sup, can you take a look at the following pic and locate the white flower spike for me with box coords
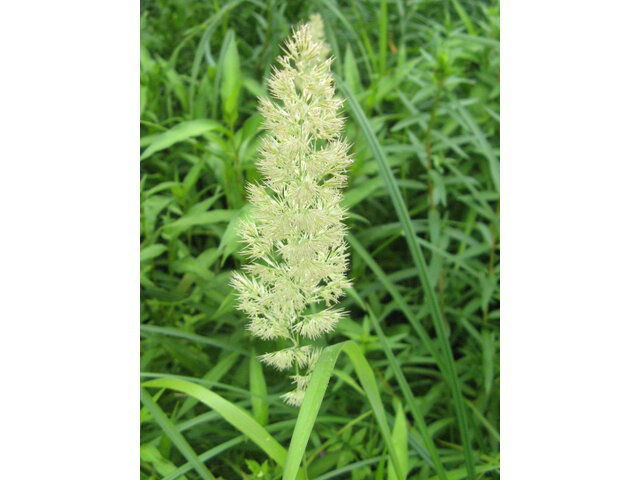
[231,18,352,407]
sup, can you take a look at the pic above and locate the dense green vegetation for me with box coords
[140,0,499,478]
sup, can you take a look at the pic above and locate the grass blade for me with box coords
[347,235,445,370]
[188,0,246,113]
[140,388,216,480]
[388,399,407,480]
[140,443,188,480]
[142,378,288,467]
[140,324,249,356]
[163,210,237,238]
[165,437,244,480]
[219,30,241,123]
[250,348,269,426]
[140,119,224,160]
[282,340,403,480]
[316,0,374,79]
[427,463,500,480]
[378,0,387,76]
[348,288,449,480]
[466,399,500,442]
[140,244,167,263]
[450,0,477,35]
[177,353,240,418]
[339,80,477,480]
[449,97,500,192]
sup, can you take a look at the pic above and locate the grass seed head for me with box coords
[232,19,352,407]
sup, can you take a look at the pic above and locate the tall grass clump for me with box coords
[231,20,353,407]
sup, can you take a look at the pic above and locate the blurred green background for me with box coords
[140,0,499,478]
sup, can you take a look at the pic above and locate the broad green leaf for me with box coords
[141,120,224,160]
[220,30,241,124]
[188,0,246,113]
[140,244,167,263]
[182,160,206,196]
[164,210,237,237]
[243,77,267,99]
[142,195,172,235]
[171,256,216,283]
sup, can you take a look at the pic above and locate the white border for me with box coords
[502,0,640,478]
[0,1,139,477]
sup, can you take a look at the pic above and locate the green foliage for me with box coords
[140,0,500,479]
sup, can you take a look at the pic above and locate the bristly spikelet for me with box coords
[231,19,352,407]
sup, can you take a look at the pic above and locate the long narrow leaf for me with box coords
[140,325,249,356]
[140,120,224,160]
[142,378,288,467]
[339,80,477,480]
[282,340,403,480]
[188,0,246,113]
[347,235,445,371]
[140,388,216,480]
[347,288,448,480]
[250,349,269,426]
[165,437,243,480]
[388,399,407,480]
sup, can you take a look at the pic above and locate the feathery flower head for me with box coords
[231,19,352,407]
